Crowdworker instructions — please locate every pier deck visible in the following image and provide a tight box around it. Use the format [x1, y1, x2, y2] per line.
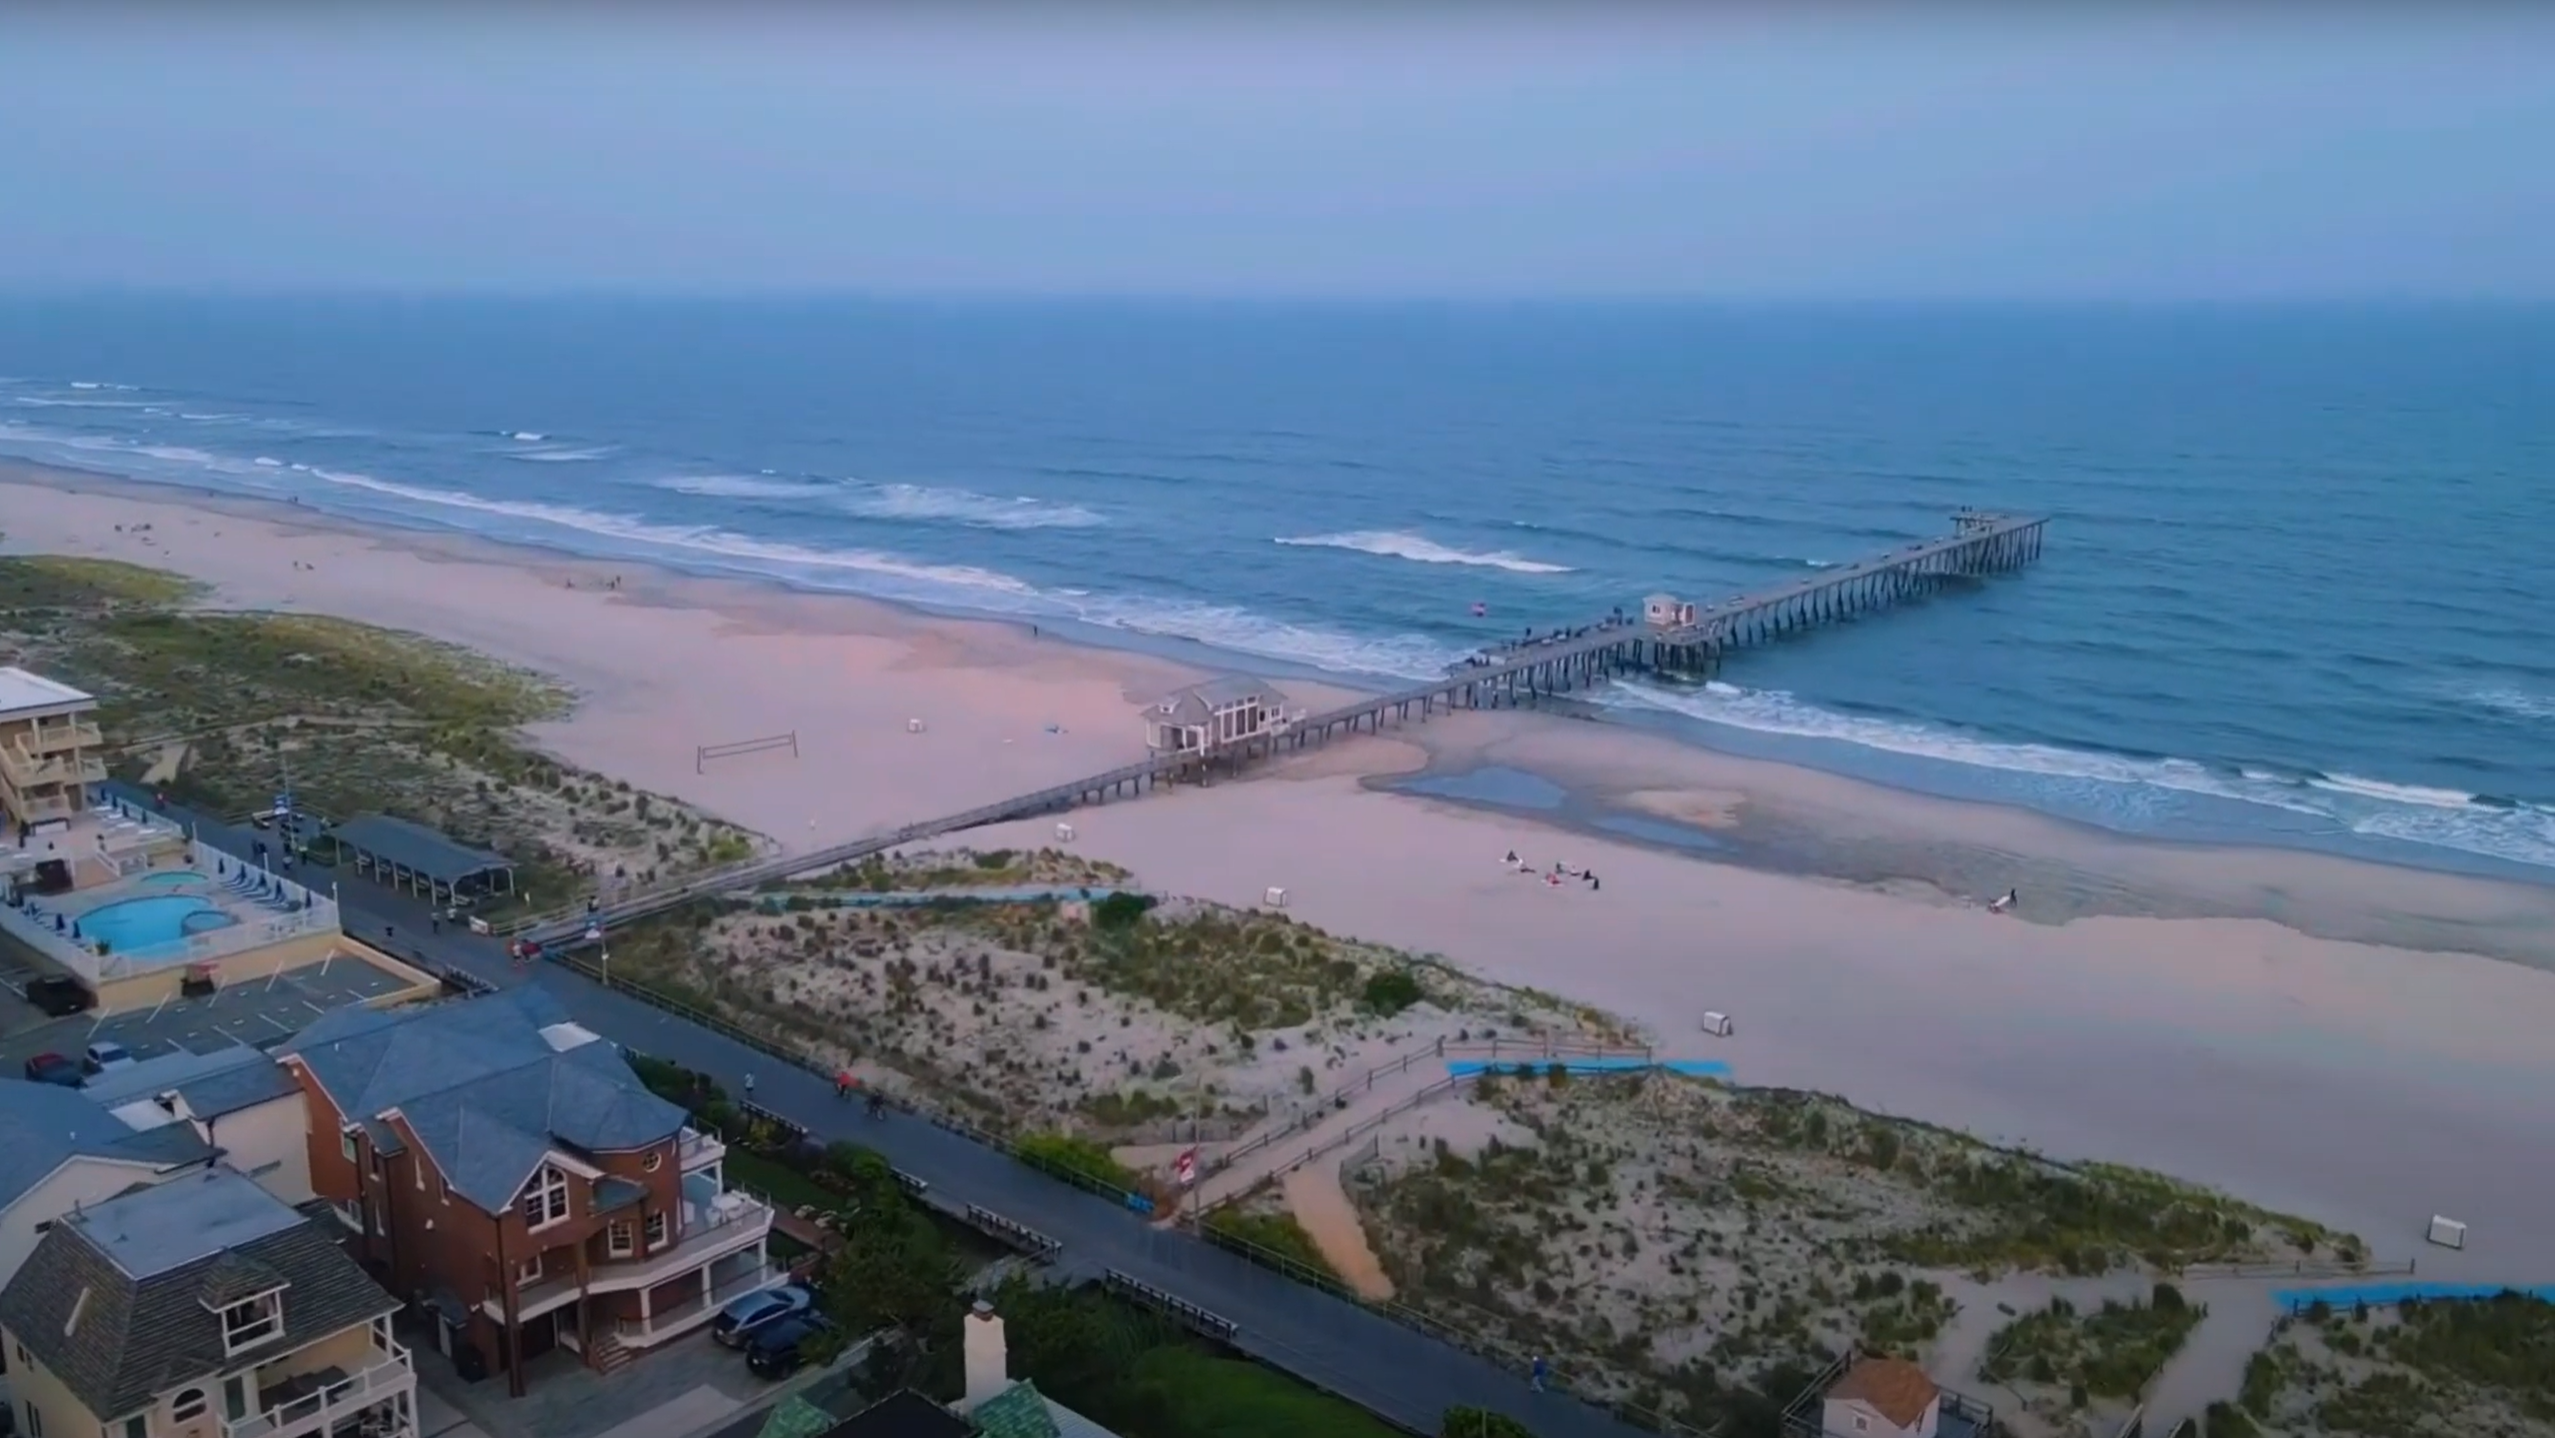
[517, 511, 2044, 944]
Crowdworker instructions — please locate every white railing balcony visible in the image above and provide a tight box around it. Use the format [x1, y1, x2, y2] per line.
[587, 1190, 771, 1294]
[482, 1191, 773, 1317]
[678, 1126, 726, 1172]
[23, 719, 103, 753]
[0, 746, 105, 788]
[222, 1342, 415, 1438]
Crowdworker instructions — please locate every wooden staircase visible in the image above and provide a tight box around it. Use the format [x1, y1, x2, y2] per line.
[591, 1330, 633, 1375]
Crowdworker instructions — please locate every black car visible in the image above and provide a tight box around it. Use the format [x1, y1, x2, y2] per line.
[743, 1312, 831, 1379]
[24, 976, 92, 1018]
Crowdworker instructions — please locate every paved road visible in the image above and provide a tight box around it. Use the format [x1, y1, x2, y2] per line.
[125, 786, 1652, 1438]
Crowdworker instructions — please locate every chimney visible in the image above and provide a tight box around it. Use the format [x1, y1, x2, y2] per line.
[961, 1299, 1009, 1411]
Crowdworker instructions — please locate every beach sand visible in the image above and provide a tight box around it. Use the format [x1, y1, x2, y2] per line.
[11, 462, 2555, 1281]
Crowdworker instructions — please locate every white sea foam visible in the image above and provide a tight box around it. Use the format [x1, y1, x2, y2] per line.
[254, 457, 285, 468]
[1275, 530, 1573, 575]
[1610, 679, 2555, 870]
[14, 396, 154, 410]
[511, 432, 547, 442]
[2307, 773, 2477, 809]
[844, 483, 1104, 531]
[505, 444, 614, 463]
[69, 381, 99, 390]
[1610, 679, 2325, 814]
[653, 474, 842, 501]
[305, 468, 1035, 597]
[2467, 686, 2555, 724]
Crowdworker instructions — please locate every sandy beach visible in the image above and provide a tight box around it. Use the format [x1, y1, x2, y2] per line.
[11, 461, 2555, 1281]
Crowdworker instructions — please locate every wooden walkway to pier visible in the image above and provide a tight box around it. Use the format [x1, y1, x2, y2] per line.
[517, 511, 2044, 944]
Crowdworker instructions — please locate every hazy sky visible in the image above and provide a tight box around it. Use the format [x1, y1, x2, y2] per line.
[3, 9, 2549, 300]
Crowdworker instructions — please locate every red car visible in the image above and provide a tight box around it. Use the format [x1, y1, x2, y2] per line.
[22, 1052, 82, 1087]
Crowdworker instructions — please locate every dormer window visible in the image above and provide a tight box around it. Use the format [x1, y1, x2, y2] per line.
[520, 1164, 570, 1230]
[218, 1290, 284, 1355]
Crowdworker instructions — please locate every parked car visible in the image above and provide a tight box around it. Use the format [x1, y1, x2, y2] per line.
[23, 975, 92, 1018]
[743, 1312, 831, 1380]
[22, 1052, 82, 1087]
[83, 1040, 138, 1075]
[710, 1285, 812, 1347]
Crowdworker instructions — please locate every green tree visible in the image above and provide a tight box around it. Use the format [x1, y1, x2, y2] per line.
[1440, 1406, 1539, 1437]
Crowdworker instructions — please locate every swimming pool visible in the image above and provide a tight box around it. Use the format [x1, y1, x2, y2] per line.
[78, 894, 239, 954]
[132, 870, 210, 888]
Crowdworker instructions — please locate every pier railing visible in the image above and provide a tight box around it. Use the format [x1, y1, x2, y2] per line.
[523, 511, 2047, 943]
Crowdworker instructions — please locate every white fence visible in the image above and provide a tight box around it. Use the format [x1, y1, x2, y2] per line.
[0, 834, 340, 983]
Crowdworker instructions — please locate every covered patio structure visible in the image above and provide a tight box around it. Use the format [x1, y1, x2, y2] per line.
[328, 813, 516, 907]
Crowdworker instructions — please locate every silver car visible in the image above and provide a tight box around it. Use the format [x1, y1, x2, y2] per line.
[710, 1285, 811, 1347]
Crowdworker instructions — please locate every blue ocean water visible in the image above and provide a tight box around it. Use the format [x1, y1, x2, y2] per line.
[3, 297, 2550, 877]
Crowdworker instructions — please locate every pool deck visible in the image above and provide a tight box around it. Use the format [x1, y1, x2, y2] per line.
[6, 847, 340, 977]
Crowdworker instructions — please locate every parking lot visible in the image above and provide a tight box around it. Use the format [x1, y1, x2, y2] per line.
[0, 952, 415, 1074]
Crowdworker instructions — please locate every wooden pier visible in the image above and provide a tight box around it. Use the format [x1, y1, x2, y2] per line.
[518, 511, 2044, 945]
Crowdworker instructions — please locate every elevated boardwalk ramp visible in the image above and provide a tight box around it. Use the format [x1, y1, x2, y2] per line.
[518, 512, 2045, 945]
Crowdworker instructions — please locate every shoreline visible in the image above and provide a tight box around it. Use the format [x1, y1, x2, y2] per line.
[7, 447, 2547, 894]
[10, 456, 2551, 912]
[12, 461, 2555, 1277]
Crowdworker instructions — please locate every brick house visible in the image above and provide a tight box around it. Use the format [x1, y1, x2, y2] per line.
[278, 988, 780, 1394]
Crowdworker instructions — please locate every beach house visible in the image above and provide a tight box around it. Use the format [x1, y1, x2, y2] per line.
[1143, 677, 1296, 757]
[1643, 593, 1698, 628]
[1783, 1353, 1995, 1438]
[0, 1167, 418, 1438]
[278, 987, 782, 1395]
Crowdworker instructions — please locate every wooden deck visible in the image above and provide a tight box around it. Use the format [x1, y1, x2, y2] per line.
[517, 512, 2046, 946]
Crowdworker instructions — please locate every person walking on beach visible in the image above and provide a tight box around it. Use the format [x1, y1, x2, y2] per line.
[1529, 1354, 1549, 1393]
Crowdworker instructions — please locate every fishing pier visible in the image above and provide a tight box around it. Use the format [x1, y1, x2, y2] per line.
[519, 511, 2044, 944]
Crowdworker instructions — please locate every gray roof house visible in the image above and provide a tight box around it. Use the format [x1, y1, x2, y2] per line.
[0, 1078, 215, 1289]
[1143, 676, 1294, 756]
[277, 987, 783, 1388]
[0, 1167, 413, 1438]
[280, 986, 685, 1211]
[80, 1044, 304, 1118]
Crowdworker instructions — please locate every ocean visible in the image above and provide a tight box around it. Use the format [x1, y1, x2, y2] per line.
[3, 296, 2550, 879]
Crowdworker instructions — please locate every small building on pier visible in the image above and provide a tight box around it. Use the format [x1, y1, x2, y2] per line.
[1145, 677, 1295, 756]
[1644, 593, 1698, 628]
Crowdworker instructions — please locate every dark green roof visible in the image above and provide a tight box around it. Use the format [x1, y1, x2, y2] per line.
[967, 1382, 1061, 1438]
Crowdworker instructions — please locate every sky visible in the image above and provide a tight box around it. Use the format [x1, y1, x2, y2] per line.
[1, 8, 2549, 301]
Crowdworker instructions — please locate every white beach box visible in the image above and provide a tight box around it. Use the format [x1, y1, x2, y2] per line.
[2427, 1215, 2468, 1250]
[1055, 822, 1076, 842]
[1701, 1011, 1734, 1037]
[907, 718, 926, 733]
[1263, 886, 1288, 908]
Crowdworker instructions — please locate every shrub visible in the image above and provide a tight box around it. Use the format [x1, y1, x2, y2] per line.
[1440, 1408, 1539, 1437]
[1362, 968, 1424, 1015]
[1092, 891, 1157, 930]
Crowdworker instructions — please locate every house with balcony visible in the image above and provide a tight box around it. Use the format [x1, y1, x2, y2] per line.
[0, 1166, 415, 1438]
[278, 987, 781, 1395]
[0, 665, 107, 835]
